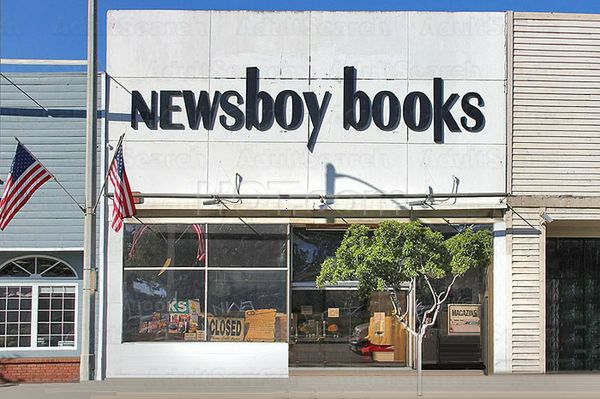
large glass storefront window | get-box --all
[122,223,288,343]
[209,224,287,268]
[122,222,490,369]
[290,288,408,366]
[208,270,287,342]
[293,229,344,282]
[290,228,408,367]
[123,270,205,342]
[290,225,490,369]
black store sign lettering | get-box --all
[131,67,485,144]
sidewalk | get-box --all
[2,373,600,399]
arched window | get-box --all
[0,256,78,349]
[0,256,77,278]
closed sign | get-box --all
[208,317,245,341]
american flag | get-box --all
[192,224,206,262]
[0,143,52,230]
[109,142,136,232]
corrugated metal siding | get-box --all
[0,73,87,249]
[512,13,600,196]
[508,207,544,373]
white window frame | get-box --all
[121,222,290,344]
[0,281,79,351]
[0,254,78,278]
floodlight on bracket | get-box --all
[202,196,221,206]
[451,176,460,194]
[426,186,434,203]
[540,211,554,225]
[408,186,434,207]
[235,173,243,195]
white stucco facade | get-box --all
[103,10,508,378]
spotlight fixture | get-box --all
[203,197,221,206]
[409,187,434,207]
[451,176,460,193]
[540,212,554,224]
[426,186,434,202]
[235,173,243,195]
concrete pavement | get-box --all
[2,372,600,399]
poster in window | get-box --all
[300,305,312,315]
[448,304,481,336]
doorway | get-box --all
[546,238,600,371]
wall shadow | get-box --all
[322,163,408,222]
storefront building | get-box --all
[102,10,508,378]
[5,10,598,381]
[0,73,92,382]
[506,12,600,373]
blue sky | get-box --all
[2,0,600,71]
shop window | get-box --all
[290,225,490,368]
[207,270,287,342]
[208,224,287,268]
[290,289,408,366]
[122,223,288,343]
[124,224,206,268]
[290,227,409,367]
[0,285,77,349]
[122,270,205,342]
[292,229,344,282]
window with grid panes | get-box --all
[121,223,288,343]
[0,286,32,348]
[36,286,76,347]
[0,256,78,349]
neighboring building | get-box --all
[0,73,90,382]
[506,12,600,373]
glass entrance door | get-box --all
[547,238,600,371]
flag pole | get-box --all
[92,133,124,213]
[13,137,85,213]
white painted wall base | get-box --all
[106,342,289,378]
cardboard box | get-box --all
[373,351,395,362]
